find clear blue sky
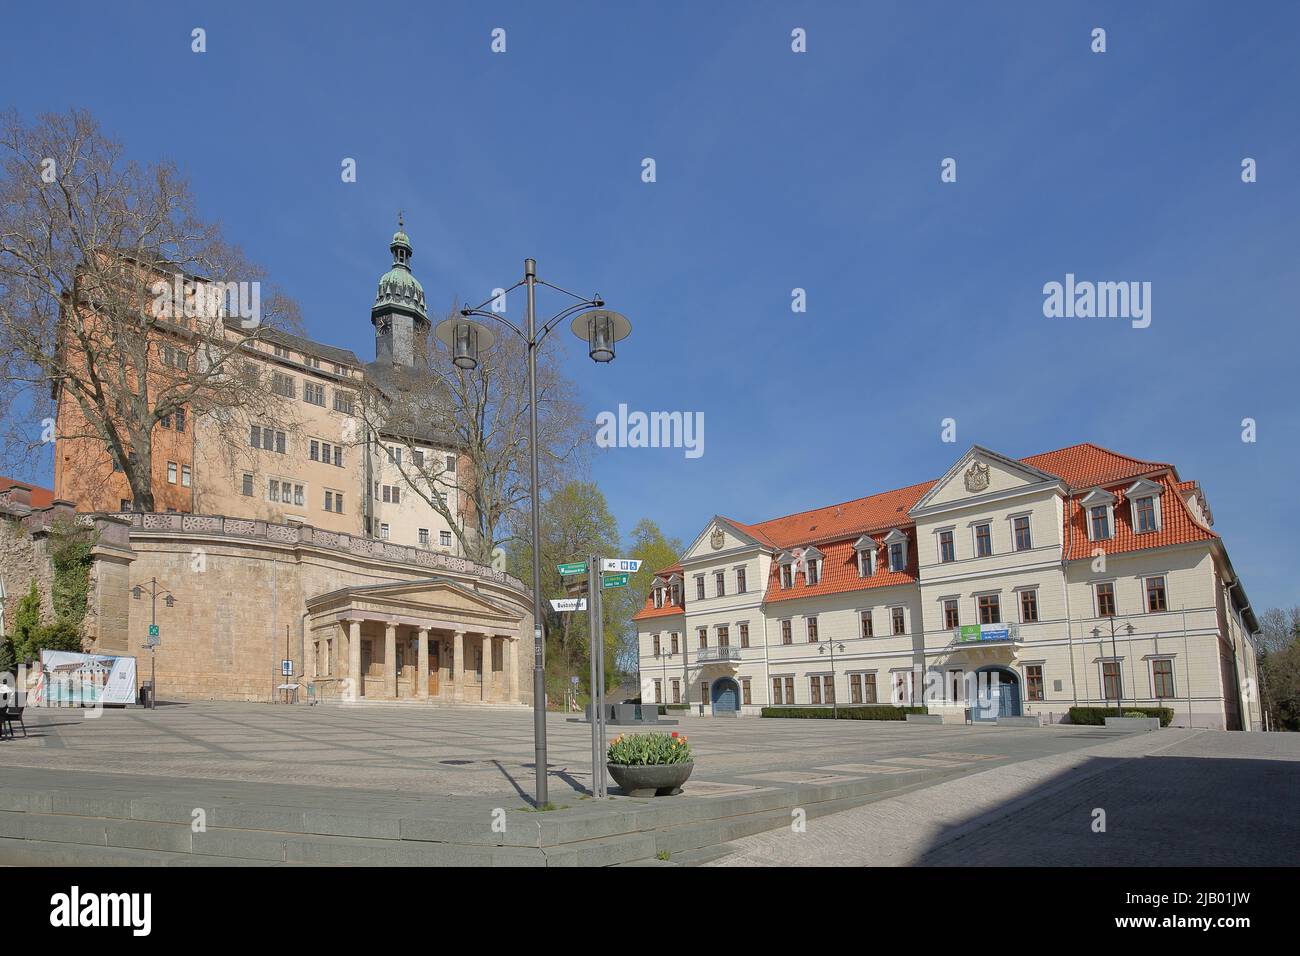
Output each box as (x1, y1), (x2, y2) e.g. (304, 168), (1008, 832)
(3, 1), (1296, 612)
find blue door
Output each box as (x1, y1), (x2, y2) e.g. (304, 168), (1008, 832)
(973, 667), (1020, 720)
(711, 679), (738, 715)
(998, 679), (1021, 717)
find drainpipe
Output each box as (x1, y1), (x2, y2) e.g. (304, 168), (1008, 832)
(1061, 486), (1079, 709)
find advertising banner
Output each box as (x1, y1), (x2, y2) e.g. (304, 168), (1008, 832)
(957, 623), (1012, 644)
(34, 650), (138, 706)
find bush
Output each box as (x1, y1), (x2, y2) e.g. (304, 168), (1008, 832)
(760, 705), (928, 720)
(608, 731), (693, 765)
(1068, 706), (1173, 727)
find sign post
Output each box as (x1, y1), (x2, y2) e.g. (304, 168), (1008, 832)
(586, 555), (605, 798)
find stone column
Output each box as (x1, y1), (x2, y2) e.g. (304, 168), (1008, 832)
(348, 619), (362, 699)
(307, 639), (318, 680)
(482, 634), (493, 702)
(507, 638), (518, 703)
(416, 628), (429, 699)
(453, 630), (465, 702)
(384, 622), (397, 698)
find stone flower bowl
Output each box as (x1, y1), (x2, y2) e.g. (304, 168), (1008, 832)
(606, 761), (694, 797)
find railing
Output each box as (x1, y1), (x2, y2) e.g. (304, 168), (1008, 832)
(697, 645), (742, 663)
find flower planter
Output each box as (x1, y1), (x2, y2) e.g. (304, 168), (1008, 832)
(606, 761), (694, 797)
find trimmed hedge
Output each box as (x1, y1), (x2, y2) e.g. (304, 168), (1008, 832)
(760, 705), (928, 721)
(1068, 706), (1173, 727)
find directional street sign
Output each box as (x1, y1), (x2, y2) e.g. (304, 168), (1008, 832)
(601, 573), (629, 589)
(549, 598), (588, 612)
(600, 558), (642, 573)
(556, 562), (588, 576)
(148, 624), (159, 638)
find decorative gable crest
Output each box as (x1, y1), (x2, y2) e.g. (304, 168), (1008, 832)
(963, 460), (991, 493)
(710, 527), (725, 550)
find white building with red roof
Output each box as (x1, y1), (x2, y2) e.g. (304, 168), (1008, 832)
(634, 443), (1262, 731)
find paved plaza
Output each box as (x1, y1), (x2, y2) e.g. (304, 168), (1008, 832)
(1, 702), (1296, 865)
(2, 701), (1146, 798)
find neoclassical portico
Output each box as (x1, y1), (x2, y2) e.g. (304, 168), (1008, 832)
(305, 578), (525, 704)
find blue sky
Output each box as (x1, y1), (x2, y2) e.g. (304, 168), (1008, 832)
(3, 1), (1297, 611)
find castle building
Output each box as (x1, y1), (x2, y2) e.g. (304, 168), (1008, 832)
(634, 443), (1262, 731)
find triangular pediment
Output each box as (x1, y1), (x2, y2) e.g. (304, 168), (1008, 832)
(308, 576), (520, 622)
(683, 515), (768, 560)
(912, 445), (1063, 513)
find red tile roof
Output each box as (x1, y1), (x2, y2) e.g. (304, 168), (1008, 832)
(0, 476), (56, 509)
(1062, 473), (1216, 560)
(632, 443), (1210, 621)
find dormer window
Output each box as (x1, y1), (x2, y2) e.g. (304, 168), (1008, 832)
(1125, 479), (1165, 534)
(883, 529), (909, 573)
(777, 551), (796, 589)
(799, 547), (825, 587)
(1080, 488), (1117, 542)
(853, 535), (877, 577)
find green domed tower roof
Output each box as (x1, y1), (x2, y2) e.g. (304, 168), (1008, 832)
(371, 213), (427, 325)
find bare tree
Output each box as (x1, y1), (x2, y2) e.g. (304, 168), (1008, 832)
(357, 308), (587, 565)
(0, 108), (300, 509)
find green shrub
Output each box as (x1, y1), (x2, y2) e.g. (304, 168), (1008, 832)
(1068, 706), (1173, 727)
(760, 705), (928, 720)
(607, 731), (693, 765)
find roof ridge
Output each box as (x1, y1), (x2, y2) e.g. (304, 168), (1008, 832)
(748, 478), (938, 532)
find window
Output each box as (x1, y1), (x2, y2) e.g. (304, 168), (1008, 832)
(891, 606), (905, 635)
(388, 446), (402, 465)
(771, 677), (783, 706)
(739, 623), (749, 648)
(418, 529), (430, 548)
(333, 445), (343, 467)
(294, 483), (304, 507)
(1090, 505), (1111, 541)
(781, 620), (792, 645)
(810, 677), (822, 705)
(310, 440), (319, 461)
(269, 479), (281, 503)
(863, 673), (877, 703)
(1019, 589), (1039, 623)
(412, 450), (424, 469)
(271, 371), (295, 398)
(805, 558), (821, 586)
(1152, 659), (1175, 698)
(181, 465), (191, 488)
(741, 678), (752, 706)
(1026, 665), (1044, 701)
(974, 523), (992, 557)
(822, 675), (835, 705)
(715, 571), (725, 597)
(695, 576), (705, 601)
(174, 407), (185, 432)
(1013, 515), (1032, 551)
(241, 473), (253, 496)
(1096, 582), (1116, 617)
(736, 567), (747, 593)
(1101, 661), (1122, 701)
(978, 594), (1001, 625)
(671, 679), (681, 704)
(698, 627), (708, 649)
(943, 599), (959, 630)
(939, 530), (955, 563)
(120, 499), (131, 511)
(323, 490), (331, 511)
(780, 565), (793, 588)
(653, 679), (662, 704)
(807, 617), (819, 642)
(850, 673), (863, 704)
(670, 633), (679, 654)
(653, 634), (661, 656)
(857, 541), (876, 577)
(333, 390), (355, 415)
(379, 522), (389, 540)
(440, 531), (451, 547)
(1134, 496), (1157, 533)
(273, 344), (290, 359)
(250, 424), (261, 448)
(784, 676), (794, 704)
(1145, 576), (1167, 612)
(893, 673), (911, 706)
(860, 610), (874, 638)
(717, 625), (729, 647)
(303, 381), (325, 406)
(888, 542), (905, 572)
(167, 462), (177, 484)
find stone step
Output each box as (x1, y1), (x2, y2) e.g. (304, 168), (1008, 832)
(0, 836), (297, 867)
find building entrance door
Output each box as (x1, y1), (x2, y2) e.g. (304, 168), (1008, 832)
(711, 678), (739, 715)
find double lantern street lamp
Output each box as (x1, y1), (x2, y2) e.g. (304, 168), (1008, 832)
(434, 258), (631, 807)
(1092, 619), (1136, 715)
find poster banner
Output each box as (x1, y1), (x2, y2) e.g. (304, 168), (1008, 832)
(34, 650), (138, 706)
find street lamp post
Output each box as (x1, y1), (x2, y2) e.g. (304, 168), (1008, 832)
(818, 641), (846, 719)
(133, 577), (174, 710)
(436, 259), (630, 807)
(1092, 619), (1135, 715)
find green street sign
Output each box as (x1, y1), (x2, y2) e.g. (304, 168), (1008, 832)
(148, 624), (160, 638)
(601, 573), (629, 589)
(557, 562), (588, 576)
